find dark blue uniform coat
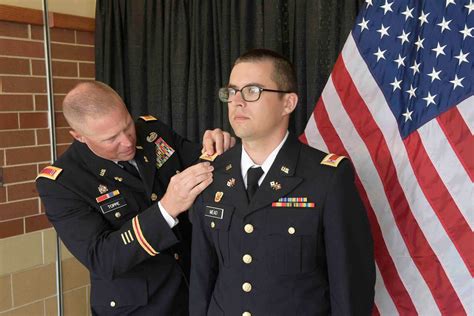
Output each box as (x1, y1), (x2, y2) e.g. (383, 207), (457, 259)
(190, 134), (375, 316)
(36, 117), (200, 315)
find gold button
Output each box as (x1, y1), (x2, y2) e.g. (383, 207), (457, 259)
(114, 212), (121, 218)
(288, 227), (296, 235)
(110, 301), (116, 307)
(242, 282), (252, 292)
(242, 312), (251, 316)
(174, 253), (179, 260)
(242, 254), (252, 264)
(244, 224), (254, 234)
(151, 193), (158, 201)
(211, 221), (216, 228)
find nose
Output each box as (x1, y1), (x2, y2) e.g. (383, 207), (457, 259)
(118, 132), (134, 147)
(229, 90), (245, 106)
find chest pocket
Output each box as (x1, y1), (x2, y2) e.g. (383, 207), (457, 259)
(203, 204), (234, 267)
(264, 208), (321, 275)
(97, 193), (140, 228)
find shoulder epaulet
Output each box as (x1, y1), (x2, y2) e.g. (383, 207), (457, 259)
(320, 153), (346, 167)
(199, 152), (218, 162)
(36, 166), (63, 180)
(139, 115), (158, 122)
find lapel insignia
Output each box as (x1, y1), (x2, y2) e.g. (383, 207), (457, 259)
(114, 176), (123, 182)
(98, 184), (108, 194)
(270, 181), (282, 191)
(140, 115), (157, 121)
(226, 178), (236, 187)
(136, 145), (143, 149)
(225, 164), (232, 171)
(214, 191), (224, 202)
(96, 190), (120, 203)
(199, 152), (218, 162)
(99, 169), (106, 176)
(272, 197), (315, 208)
(155, 137), (175, 169)
(144, 156), (149, 163)
(280, 166), (289, 174)
(147, 132), (158, 142)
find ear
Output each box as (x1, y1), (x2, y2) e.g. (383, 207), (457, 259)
(69, 129), (85, 143)
(282, 93), (298, 116)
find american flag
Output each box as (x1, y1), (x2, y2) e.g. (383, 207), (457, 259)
(300, 0), (473, 314)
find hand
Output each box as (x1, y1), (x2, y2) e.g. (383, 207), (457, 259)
(202, 128), (236, 156)
(160, 162), (214, 218)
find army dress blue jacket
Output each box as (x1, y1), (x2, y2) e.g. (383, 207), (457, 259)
(190, 133), (375, 316)
(36, 116), (201, 315)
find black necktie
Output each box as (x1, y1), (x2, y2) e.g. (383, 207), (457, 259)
(119, 161), (141, 179)
(246, 167), (263, 201)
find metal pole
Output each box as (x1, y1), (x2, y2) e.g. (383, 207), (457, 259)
(41, 1), (63, 315)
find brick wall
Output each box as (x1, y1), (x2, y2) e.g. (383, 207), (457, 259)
(0, 5), (94, 315)
(0, 17), (94, 239)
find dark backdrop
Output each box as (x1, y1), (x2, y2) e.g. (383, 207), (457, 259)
(95, 0), (363, 142)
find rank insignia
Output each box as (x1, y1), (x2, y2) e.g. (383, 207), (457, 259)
(96, 190), (120, 203)
(98, 184), (108, 194)
(270, 181), (282, 190)
(147, 132), (158, 142)
(225, 164), (232, 171)
(214, 191), (224, 202)
(281, 166), (289, 174)
(199, 152), (218, 162)
(272, 197), (315, 208)
(155, 137), (175, 168)
(36, 166), (63, 180)
(139, 115), (157, 121)
(226, 178), (236, 187)
(136, 145), (143, 149)
(114, 176), (123, 182)
(321, 153), (345, 167)
(99, 169), (106, 177)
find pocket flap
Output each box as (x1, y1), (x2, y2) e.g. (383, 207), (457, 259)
(265, 208), (320, 236)
(90, 278), (148, 307)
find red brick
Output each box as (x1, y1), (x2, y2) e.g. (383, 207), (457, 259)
(0, 57), (30, 75)
(35, 94), (66, 111)
(2, 164), (38, 183)
(0, 38), (44, 58)
(30, 25), (43, 40)
(37, 128), (73, 145)
(25, 213), (52, 233)
(35, 60), (78, 77)
(5, 145), (51, 165)
(0, 94), (34, 111)
(0, 199), (38, 220)
(0, 149), (4, 167)
(0, 113), (19, 130)
(19, 112), (48, 129)
(76, 31), (94, 45)
(7, 181), (38, 201)
(50, 28), (76, 44)
(52, 78), (85, 94)
(54, 111), (70, 128)
(0, 76), (46, 93)
(79, 62), (95, 78)
(51, 43), (94, 61)
(0, 218), (24, 238)
(0, 21), (29, 38)
(0, 187), (6, 203)
(57, 144), (69, 156)
(0, 130), (35, 148)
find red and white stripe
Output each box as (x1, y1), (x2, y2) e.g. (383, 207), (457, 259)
(301, 33), (473, 315)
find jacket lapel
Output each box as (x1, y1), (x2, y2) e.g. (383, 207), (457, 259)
(244, 134), (303, 217)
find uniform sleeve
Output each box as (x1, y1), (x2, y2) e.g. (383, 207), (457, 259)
(323, 160), (375, 315)
(36, 178), (180, 281)
(189, 195), (218, 315)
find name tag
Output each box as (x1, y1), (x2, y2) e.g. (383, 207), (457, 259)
(205, 206), (224, 219)
(100, 197), (127, 214)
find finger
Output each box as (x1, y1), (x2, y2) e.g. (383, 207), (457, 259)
(212, 130), (224, 155)
(189, 176), (214, 197)
(230, 136), (237, 148)
(178, 162), (212, 178)
(181, 171), (213, 191)
(223, 132), (231, 151)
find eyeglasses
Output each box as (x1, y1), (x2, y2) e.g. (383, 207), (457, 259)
(218, 85), (293, 103)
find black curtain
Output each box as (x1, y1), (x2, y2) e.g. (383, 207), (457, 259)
(96, 0), (363, 142)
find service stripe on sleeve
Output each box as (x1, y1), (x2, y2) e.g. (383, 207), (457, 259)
(132, 216), (158, 256)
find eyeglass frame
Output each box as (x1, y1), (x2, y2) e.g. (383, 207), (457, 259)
(218, 84), (294, 103)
